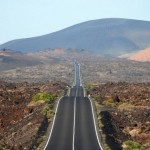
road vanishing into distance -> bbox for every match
[44,62,103,150]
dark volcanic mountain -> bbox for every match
[1,18,150,56]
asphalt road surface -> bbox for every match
[44,62,102,150]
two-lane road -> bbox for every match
[44,62,103,150]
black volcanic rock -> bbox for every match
[1,18,150,56]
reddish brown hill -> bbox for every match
[129,48,150,62]
[0,50,42,71]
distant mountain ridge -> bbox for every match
[1,18,150,56]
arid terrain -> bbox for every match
[1,49,150,84]
[129,47,150,62]
[80,57,150,83]
[88,82,150,149]
[1,48,150,150]
[0,81,67,150]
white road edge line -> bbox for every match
[73,87,78,150]
[43,96,63,150]
[89,96,104,150]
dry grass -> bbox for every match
[118,103,135,112]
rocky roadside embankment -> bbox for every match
[0,81,67,150]
[88,82,150,150]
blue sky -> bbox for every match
[0,0,150,44]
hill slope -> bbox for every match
[1,18,150,56]
[0,50,42,71]
[129,47,150,62]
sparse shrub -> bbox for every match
[94,101,101,110]
[98,120,104,128]
[122,140,141,150]
[0,144,3,150]
[32,92,58,104]
[85,83,93,90]
[41,104,54,120]
[32,92,52,102]
[118,103,135,112]
[31,92,57,121]
[36,135,46,148]
[105,144,111,150]
[94,95,102,102]
[103,99,117,107]
[47,110,54,121]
